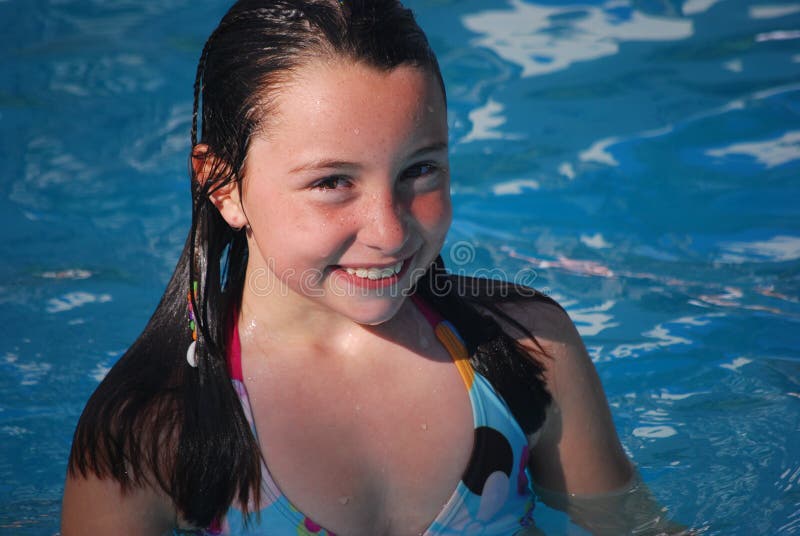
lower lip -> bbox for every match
[333,259,410,289]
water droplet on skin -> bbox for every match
[339,495,351,505]
[421,423,428,431]
[353,128,360,135]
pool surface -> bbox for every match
[1,0,799,534]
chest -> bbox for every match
[241,339,476,535]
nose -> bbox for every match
[359,189,409,254]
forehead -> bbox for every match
[257,58,447,143]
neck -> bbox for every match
[236,264,423,354]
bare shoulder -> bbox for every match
[488,293,633,494]
[493,296,596,398]
[61,469,177,535]
[61,388,185,533]
[477,292,584,375]
[490,294,577,349]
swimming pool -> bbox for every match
[1,0,798,533]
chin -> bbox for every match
[344,296,407,326]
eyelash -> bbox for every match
[312,175,351,191]
[403,161,440,180]
[311,162,441,191]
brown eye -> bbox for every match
[313,176,350,190]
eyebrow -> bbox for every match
[288,141,449,174]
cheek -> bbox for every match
[245,194,309,256]
[412,190,452,237]
[248,191,317,236]
[258,201,354,260]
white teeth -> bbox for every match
[345,261,403,280]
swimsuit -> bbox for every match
[202,296,538,535]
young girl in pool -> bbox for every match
[61,1,636,534]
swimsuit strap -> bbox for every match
[411,294,475,391]
[227,305,243,381]
[222,295,535,535]
[228,296,474,390]
[410,293,443,325]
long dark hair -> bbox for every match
[68,0,552,528]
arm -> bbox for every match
[61,470,177,535]
[502,299,689,535]
[520,300,631,494]
[495,298,632,493]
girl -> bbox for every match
[61,1,635,534]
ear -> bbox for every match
[192,144,249,229]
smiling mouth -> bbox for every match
[342,261,404,281]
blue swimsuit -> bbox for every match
[205,296,537,535]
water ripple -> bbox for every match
[49,53,163,97]
[463,0,694,78]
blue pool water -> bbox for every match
[1,0,799,533]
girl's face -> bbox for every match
[234,58,451,325]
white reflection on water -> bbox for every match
[16,136,100,211]
[461,98,522,143]
[609,323,692,360]
[126,102,193,173]
[50,53,163,97]
[579,135,624,166]
[749,4,800,20]
[491,178,541,195]
[557,298,620,337]
[722,58,743,73]
[462,0,693,78]
[706,130,800,169]
[654,390,711,400]
[501,243,798,319]
[578,83,800,169]
[719,356,753,371]
[757,30,800,43]
[90,362,112,383]
[776,465,800,493]
[718,235,800,263]
[3,352,52,387]
[558,162,576,180]
[633,425,678,438]
[682,0,721,15]
[579,232,612,249]
[45,291,112,313]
